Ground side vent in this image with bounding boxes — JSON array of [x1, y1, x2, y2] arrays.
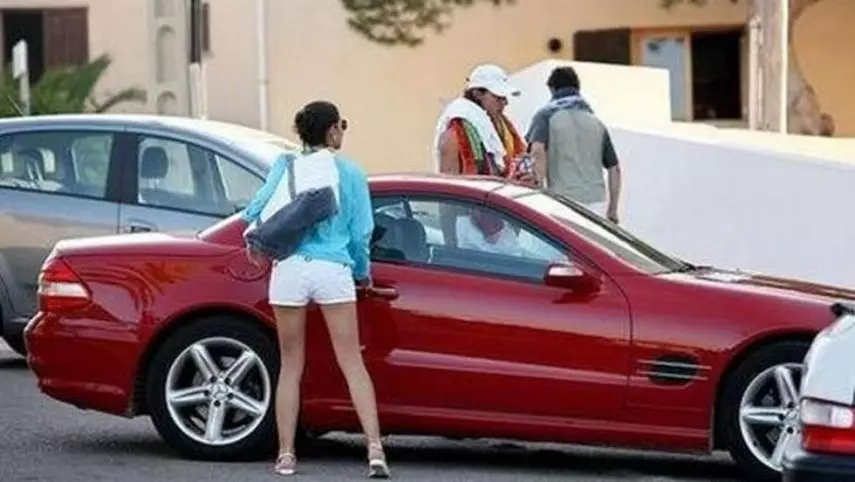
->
[[638, 355, 709, 386]]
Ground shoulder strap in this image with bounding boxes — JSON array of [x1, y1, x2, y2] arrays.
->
[[287, 155, 296, 198]]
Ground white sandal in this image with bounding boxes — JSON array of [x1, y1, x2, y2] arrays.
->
[[274, 452, 297, 476], [368, 442, 391, 478]]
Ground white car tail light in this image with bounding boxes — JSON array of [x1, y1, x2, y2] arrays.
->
[[801, 398, 855, 455]]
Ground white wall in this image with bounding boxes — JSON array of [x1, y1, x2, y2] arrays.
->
[[610, 123, 855, 289], [506, 59, 673, 135], [505, 60, 855, 290]]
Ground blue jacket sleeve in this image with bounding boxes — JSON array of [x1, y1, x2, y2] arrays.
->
[[241, 154, 289, 223], [345, 163, 374, 281]]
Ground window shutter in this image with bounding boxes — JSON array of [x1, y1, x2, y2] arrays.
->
[[573, 28, 631, 65], [43, 8, 89, 70]]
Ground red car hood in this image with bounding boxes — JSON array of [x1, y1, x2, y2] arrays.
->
[[671, 268, 855, 303]]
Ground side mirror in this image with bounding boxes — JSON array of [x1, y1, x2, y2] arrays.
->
[[544, 262, 600, 293]]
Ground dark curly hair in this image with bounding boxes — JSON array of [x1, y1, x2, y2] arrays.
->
[[293, 100, 343, 147], [546, 66, 580, 91]]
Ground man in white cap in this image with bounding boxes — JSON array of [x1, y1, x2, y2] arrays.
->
[[433, 63, 530, 181], [433, 64, 534, 249]]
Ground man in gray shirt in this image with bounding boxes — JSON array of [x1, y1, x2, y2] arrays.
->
[[526, 66, 622, 223]]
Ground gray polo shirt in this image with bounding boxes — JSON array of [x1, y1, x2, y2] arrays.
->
[[527, 100, 618, 204]]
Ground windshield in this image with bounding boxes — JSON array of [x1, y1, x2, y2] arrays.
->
[[512, 190, 689, 273]]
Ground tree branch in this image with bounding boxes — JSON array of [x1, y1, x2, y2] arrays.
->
[[342, 0, 514, 46], [660, 0, 740, 9]]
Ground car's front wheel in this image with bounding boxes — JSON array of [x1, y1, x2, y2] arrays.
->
[[146, 316, 279, 461], [719, 340, 808, 482]]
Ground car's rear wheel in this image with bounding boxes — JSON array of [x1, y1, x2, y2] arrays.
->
[[146, 316, 279, 461], [719, 340, 808, 482]]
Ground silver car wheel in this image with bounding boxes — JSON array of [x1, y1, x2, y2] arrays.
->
[[164, 336, 272, 447], [738, 362, 803, 473]]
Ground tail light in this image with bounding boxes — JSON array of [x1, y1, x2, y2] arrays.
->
[[37, 256, 90, 312], [801, 398, 855, 455]]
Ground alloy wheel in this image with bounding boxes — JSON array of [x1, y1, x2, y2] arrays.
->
[[164, 336, 272, 446], [738, 362, 803, 473]]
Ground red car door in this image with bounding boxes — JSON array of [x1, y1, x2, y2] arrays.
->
[[364, 196, 632, 439]]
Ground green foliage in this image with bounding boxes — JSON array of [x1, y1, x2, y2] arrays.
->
[[0, 53, 146, 118], [342, 0, 515, 46]]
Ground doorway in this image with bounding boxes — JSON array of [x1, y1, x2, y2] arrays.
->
[[2, 10, 45, 83], [690, 29, 743, 120], [632, 26, 745, 122]]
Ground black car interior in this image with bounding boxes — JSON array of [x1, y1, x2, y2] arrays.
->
[[371, 202, 553, 283]]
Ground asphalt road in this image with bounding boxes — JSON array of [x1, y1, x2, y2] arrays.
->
[[0, 341, 743, 482]]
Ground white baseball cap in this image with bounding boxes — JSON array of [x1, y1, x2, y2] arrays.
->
[[466, 64, 520, 98]]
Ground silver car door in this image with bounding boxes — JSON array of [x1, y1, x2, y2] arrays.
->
[[0, 129, 121, 319]]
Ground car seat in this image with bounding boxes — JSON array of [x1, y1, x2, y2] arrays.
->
[[392, 217, 429, 262], [371, 213, 406, 261], [139, 146, 176, 207]]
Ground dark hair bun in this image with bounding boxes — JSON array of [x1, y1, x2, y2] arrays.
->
[[293, 100, 340, 147]]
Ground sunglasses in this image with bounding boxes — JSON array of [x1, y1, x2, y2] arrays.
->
[[340, 118, 348, 131]]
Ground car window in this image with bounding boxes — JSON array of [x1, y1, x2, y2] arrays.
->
[[371, 196, 567, 283], [214, 154, 263, 212], [510, 190, 688, 273], [0, 130, 113, 199], [71, 135, 113, 196], [136, 136, 247, 217]]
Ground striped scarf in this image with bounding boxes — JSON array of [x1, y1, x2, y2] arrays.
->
[[451, 114, 526, 177]]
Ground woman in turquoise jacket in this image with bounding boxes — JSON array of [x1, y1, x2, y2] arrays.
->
[[242, 100, 389, 478]]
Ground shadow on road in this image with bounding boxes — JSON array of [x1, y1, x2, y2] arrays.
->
[[61, 434, 176, 459], [0, 356, 27, 369], [299, 436, 742, 480], [51, 430, 742, 480]]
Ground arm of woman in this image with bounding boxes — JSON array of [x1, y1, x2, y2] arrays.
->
[[345, 162, 374, 283], [241, 153, 289, 224]]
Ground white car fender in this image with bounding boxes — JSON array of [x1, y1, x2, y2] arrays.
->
[[801, 303, 855, 406]]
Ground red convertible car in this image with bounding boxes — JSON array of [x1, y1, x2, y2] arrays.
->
[[25, 174, 855, 481]]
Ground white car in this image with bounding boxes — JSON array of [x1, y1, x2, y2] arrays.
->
[[783, 302, 855, 481]]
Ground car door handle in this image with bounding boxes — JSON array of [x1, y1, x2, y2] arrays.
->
[[358, 286, 399, 301], [370, 287, 398, 300], [125, 224, 152, 233]]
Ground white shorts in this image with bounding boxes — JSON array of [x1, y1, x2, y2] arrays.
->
[[268, 255, 356, 307]]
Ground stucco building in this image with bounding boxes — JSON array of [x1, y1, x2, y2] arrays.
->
[[1, 0, 853, 172]]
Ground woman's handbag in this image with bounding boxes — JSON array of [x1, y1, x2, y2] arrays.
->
[[244, 157, 339, 260]]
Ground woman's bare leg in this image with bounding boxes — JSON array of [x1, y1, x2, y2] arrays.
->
[[272, 305, 307, 461], [319, 301, 383, 448]]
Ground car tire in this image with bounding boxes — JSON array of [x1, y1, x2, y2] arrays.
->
[[719, 340, 809, 482], [146, 315, 280, 461]]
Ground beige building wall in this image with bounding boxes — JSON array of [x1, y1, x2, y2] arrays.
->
[[0, 0, 260, 125], [794, 0, 855, 138], [2, 0, 852, 174], [266, 0, 749, 173], [0, 0, 156, 114], [200, 0, 259, 128]]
